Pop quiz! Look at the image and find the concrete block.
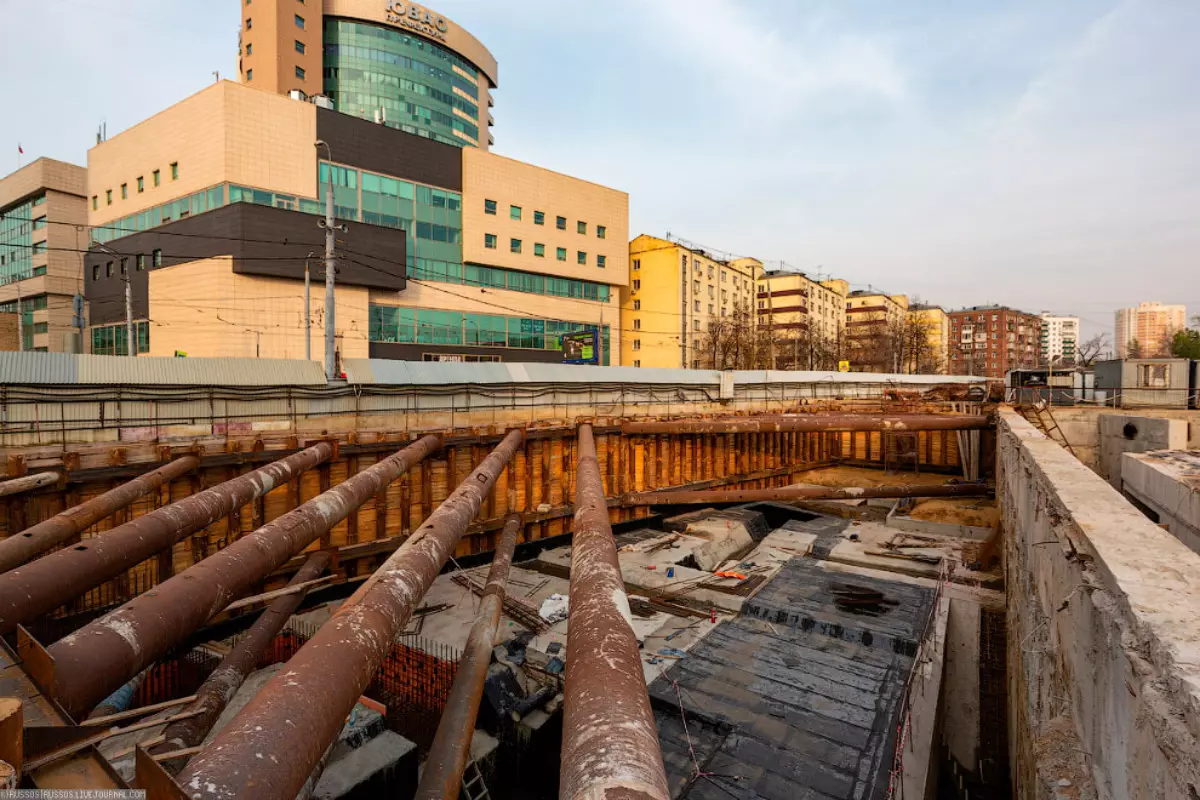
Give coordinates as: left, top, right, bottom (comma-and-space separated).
1121, 451, 1200, 554
687, 518, 755, 571
313, 731, 417, 800
1097, 414, 1188, 487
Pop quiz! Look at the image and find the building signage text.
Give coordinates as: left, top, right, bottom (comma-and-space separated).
385, 2, 450, 42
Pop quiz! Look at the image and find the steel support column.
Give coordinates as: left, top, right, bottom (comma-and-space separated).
620, 413, 992, 435
46, 436, 441, 719
0, 443, 334, 636
561, 424, 669, 800
626, 481, 992, 506
152, 550, 333, 773
175, 429, 524, 800
0, 456, 201, 576
416, 514, 522, 800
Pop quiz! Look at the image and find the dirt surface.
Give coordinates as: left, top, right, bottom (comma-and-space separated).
908, 499, 999, 529
790, 466, 959, 488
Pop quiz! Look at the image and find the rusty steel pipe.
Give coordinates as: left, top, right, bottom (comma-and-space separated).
151, 551, 333, 773
561, 424, 669, 800
176, 428, 525, 800
0, 455, 201, 576
416, 514, 522, 800
620, 413, 991, 435
46, 436, 441, 719
0, 471, 59, 498
0, 442, 334, 637
627, 481, 992, 506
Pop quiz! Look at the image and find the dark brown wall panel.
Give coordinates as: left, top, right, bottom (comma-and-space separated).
316, 108, 463, 191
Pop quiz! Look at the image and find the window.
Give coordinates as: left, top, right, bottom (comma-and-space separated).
152, 249, 163, 267
484, 199, 497, 215
693, 300, 700, 312
708, 286, 714, 299
556, 216, 566, 230
510, 238, 522, 254
634, 360, 641, 368
105, 261, 113, 277
534, 243, 545, 257
32, 217, 46, 231
91, 264, 100, 281
137, 176, 144, 193
708, 304, 714, 314
137, 254, 146, 271
597, 255, 606, 268
534, 211, 544, 225
120, 183, 129, 199
295, 66, 306, 79
153, 170, 160, 186
509, 205, 522, 221
633, 319, 641, 330
577, 251, 587, 265
693, 281, 700, 293
556, 247, 566, 261
693, 320, 701, 331
484, 233, 497, 249
105, 190, 112, 205
294, 40, 305, 54
632, 259, 640, 271
91, 195, 98, 210
633, 300, 641, 310
170, 162, 178, 180
577, 221, 587, 235
120, 258, 128, 275
633, 340, 641, 351
597, 225, 606, 239
245, 43, 252, 55
294, 13, 305, 28
1139, 364, 1170, 388
632, 279, 641, 290
246, 17, 252, 29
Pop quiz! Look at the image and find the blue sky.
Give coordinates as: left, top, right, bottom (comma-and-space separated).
3, 0, 1198, 341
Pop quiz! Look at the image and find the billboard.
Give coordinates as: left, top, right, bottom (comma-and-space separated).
562, 330, 599, 365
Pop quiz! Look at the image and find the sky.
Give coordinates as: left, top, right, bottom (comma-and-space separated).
3, 0, 1198, 342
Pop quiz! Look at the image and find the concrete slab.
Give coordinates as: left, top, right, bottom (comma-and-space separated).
1121, 450, 1200, 553
1098, 413, 1188, 488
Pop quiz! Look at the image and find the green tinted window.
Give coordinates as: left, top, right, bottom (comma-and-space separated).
533, 243, 545, 257
556, 247, 567, 261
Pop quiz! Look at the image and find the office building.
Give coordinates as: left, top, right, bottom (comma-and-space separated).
755, 271, 847, 369
1039, 313, 1080, 365
83, 80, 626, 363
1114, 302, 1187, 358
624, 235, 760, 369
948, 306, 1043, 378
238, 0, 496, 149
0, 159, 89, 352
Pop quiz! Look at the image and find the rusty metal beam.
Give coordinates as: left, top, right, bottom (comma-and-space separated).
44, 436, 441, 720
620, 413, 991, 435
0, 472, 58, 498
174, 428, 525, 800
561, 423, 669, 800
151, 551, 332, 774
0, 456, 200, 576
627, 481, 992, 506
415, 514, 521, 800
0, 442, 334, 637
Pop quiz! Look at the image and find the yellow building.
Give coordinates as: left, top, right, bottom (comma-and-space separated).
845, 290, 909, 372
755, 271, 847, 369
84, 80, 626, 365
624, 235, 760, 369
0, 158, 89, 352
906, 306, 950, 374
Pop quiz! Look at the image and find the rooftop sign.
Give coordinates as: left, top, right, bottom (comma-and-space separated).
385, 2, 449, 42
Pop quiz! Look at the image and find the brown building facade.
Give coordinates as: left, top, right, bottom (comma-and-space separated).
948, 306, 1044, 378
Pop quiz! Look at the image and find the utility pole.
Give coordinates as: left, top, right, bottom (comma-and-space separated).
124, 273, 135, 357
15, 282, 23, 352
304, 252, 313, 362
316, 141, 338, 381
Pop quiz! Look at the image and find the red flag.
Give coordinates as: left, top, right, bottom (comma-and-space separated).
17, 144, 22, 154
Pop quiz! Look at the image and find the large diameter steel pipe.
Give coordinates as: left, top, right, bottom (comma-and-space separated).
627, 481, 992, 506
0, 471, 59, 498
0, 455, 200, 576
176, 428, 525, 800
620, 413, 991, 435
0, 442, 333, 637
152, 550, 333, 772
561, 424, 669, 800
416, 514, 522, 800
46, 436, 441, 719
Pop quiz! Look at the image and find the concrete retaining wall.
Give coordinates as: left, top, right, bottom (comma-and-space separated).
1000, 411, 1200, 799
1097, 414, 1189, 488
1025, 406, 1200, 472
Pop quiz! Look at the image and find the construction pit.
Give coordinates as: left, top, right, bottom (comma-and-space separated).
0, 359, 1197, 799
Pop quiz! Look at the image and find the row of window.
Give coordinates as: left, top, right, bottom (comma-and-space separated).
91, 250, 162, 281
0, 293, 48, 314
90, 322, 150, 356
92, 185, 226, 243
410, 261, 612, 302
369, 305, 611, 364
483, 235, 606, 267
0, 194, 44, 284
92, 164, 179, 210
484, 202, 607, 240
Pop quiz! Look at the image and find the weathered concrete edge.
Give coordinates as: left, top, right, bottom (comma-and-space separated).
999, 410, 1200, 791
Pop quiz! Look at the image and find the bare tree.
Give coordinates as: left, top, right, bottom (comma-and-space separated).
1075, 333, 1108, 367
699, 301, 773, 370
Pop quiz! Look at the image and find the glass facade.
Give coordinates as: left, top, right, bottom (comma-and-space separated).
0, 194, 42, 285
370, 305, 611, 365
322, 18, 482, 147
0, 294, 42, 350
93, 186, 228, 243
90, 321, 150, 356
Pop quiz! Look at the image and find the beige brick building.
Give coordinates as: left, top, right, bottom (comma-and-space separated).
1115, 302, 1188, 358
0, 158, 89, 352
755, 271, 848, 369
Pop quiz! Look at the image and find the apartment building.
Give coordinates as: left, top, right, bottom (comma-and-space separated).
83, 80, 626, 364
1039, 313, 1080, 365
0, 158, 89, 352
1114, 302, 1187, 358
948, 306, 1043, 378
907, 305, 950, 374
844, 290, 909, 371
624, 235, 760, 369
755, 271, 847, 369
